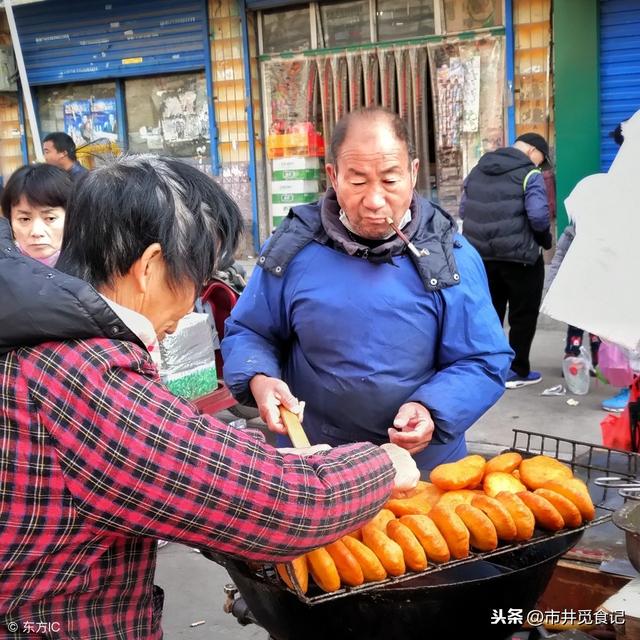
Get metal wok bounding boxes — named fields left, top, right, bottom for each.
left=207, top=529, right=583, bottom=640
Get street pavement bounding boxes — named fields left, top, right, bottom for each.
left=155, top=316, right=619, bottom=639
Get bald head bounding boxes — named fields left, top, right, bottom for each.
left=330, top=107, right=416, bottom=170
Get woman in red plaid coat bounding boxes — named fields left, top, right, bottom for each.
left=0, top=156, right=418, bottom=639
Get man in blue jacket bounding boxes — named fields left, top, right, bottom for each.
left=223, top=107, right=512, bottom=473
left=460, top=132, right=552, bottom=390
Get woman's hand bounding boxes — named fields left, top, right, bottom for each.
left=380, top=443, right=420, bottom=495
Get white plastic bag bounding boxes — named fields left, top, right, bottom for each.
left=562, top=346, right=591, bottom=396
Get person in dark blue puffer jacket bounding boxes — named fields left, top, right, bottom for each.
left=460, top=133, right=552, bottom=390
left=222, top=107, right=513, bottom=474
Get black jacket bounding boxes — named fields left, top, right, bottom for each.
left=462, top=147, right=544, bottom=265
left=0, top=217, right=141, bottom=355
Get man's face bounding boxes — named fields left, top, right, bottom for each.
left=326, top=120, right=418, bottom=240
left=43, top=141, right=67, bottom=168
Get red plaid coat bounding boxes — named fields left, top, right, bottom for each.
left=0, top=336, right=394, bottom=639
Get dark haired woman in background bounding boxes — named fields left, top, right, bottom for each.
left=1, top=163, right=72, bottom=266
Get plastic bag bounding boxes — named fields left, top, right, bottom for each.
left=159, top=312, right=218, bottom=400
left=598, top=340, right=634, bottom=388
left=562, top=346, right=591, bottom=395
left=600, top=376, right=640, bottom=452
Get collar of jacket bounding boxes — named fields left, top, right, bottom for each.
left=259, top=188, right=462, bottom=292
left=0, top=217, right=144, bottom=355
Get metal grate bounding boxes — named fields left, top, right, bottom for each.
left=263, top=429, right=640, bottom=605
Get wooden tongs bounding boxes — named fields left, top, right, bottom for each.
left=279, top=406, right=311, bottom=448
left=278, top=405, right=312, bottom=598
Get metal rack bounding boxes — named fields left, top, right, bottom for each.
left=265, top=429, right=640, bottom=606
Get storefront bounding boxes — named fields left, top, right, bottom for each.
left=3, top=0, right=261, bottom=254
left=12, top=0, right=214, bottom=169
left=4, top=0, right=559, bottom=247
left=247, top=0, right=517, bottom=229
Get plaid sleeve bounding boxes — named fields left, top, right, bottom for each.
left=23, top=338, right=394, bottom=562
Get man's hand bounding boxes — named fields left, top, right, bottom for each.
left=388, top=402, right=434, bottom=455
left=380, top=443, right=420, bottom=495
left=249, top=374, right=302, bottom=434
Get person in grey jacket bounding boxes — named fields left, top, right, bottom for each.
left=544, top=224, right=600, bottom=364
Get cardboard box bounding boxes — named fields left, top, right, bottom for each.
left=271, top=179, right=320, bottom=195
left=272, top=168, right=322, bottom=181
left=272, top=156, right=321, bottom=171
left=270, top=202, right=294, bottom=219
left=271, top=192, right=319, bottom=204
left=271, top=215, right=287, bottom=229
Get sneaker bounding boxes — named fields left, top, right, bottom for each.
left=601, top=388, right=630, bottom=413
left=505, top=370, right=542, bottom=389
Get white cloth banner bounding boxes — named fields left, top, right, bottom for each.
left=541, top=109, right=640, bottom=351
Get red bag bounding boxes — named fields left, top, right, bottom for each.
left=600, top=376, right=640, bottom=452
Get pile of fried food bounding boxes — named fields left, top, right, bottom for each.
left=275, top=452, right=595, bottom=594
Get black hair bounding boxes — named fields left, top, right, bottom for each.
left=43, top=132, right=78, bottom=161
left=610, top=123, right=625, bottom=147
left=56, top=155, right=244, bottom=291
left=329, top=107, right=416, bottom=167
left=1, top=163, right=72, bottom=220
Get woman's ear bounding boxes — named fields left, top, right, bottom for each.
left=131, top=243, right=163, bottom=294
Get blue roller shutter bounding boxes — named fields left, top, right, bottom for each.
left=599, top=0, right=640, bottom=171
left=14, top=0, right=208, bottom=85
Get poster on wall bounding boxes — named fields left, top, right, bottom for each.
left=263, top=59, right=314, bottom=134
left=91, top=98, right=118, bottom=139
left=63, top=100, right=91, bottom=145
left=159, top=87, right=209, bottom=144
left=428, top=36, right=505, bottom=213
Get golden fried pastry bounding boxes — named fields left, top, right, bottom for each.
left=276, top=555, right=309, bottom=593
left=483, top=471, right=527, bottom=497
left=368, top=508, right=397, bottom=531
left=484, top=452, right=523, bottom=476
left=342, top=535, right=387, bottom=582
left=399, top=514, right=451, bottom=563
left=430, top=455, right=486, bottom=491
left=455, top=503, right=498, bottom=551
left=542, top=478, right=595, bottom=521
left=534, top=488, right=582, bottom=528
left=517, top=491, right=565, bottom=531
left=428, top=504, right=471, bottom=559
left=385, top=482, right=443, bottom=516
left=436, top=489, right=480, bottom=509
left=307, top=548, right=341, bottom=592
left=495, top=491, right=536, bottom=541
left=326, top=539, right=364, bottom=587
left=361, top=523, right=406, bottom=576
left=386, top=519, right=428, bottom=571
left=471, top=494, right=518, bottom=541
left=518, top=455, right=573, bottom=490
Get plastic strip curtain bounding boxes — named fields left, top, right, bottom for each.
left=427, top=36, right=505, bottom=213
left=261, top=35, right=503, bottom=204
